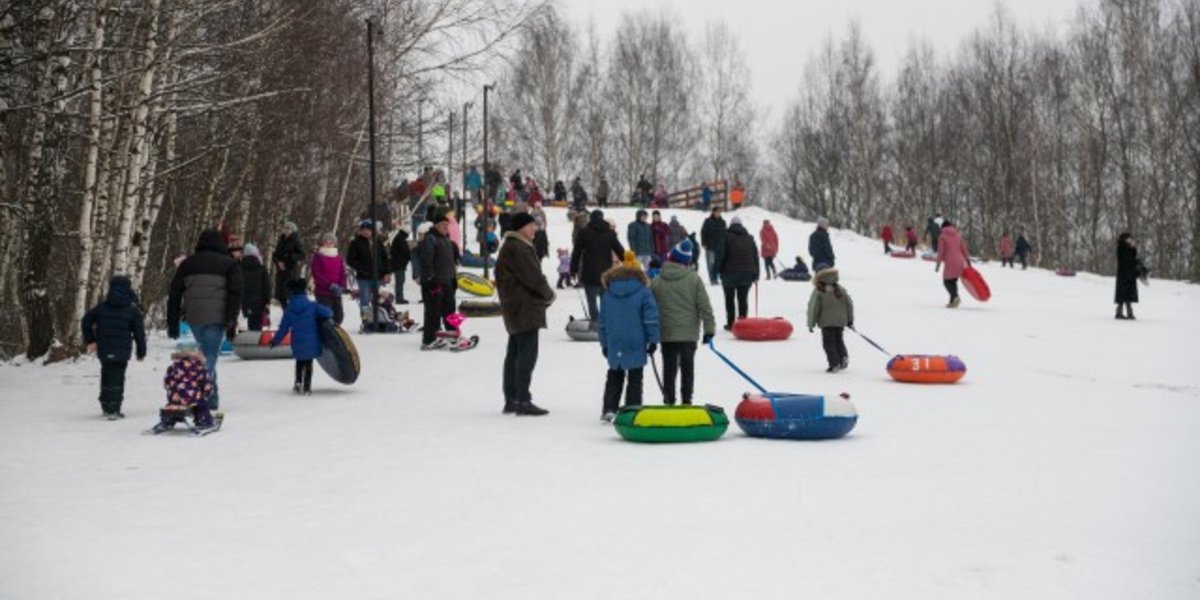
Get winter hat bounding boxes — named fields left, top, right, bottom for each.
left=359, top=219, right=375, bottom=230
left=817, top=216, right=830, bottom=228
left=320, top=233, right=337, bottom=246
left=510, top=212, right=536, bottom=231
left=243, top=243, right=261, bottom=259
left=417, top=222, right=433, bottom=236
left=432, top=212, right=449, bottom=225
left=669, top=239, right=694, bottom=264
left=636, top=209, right=648, bottom=220
left=286, top=278, right=308, bottom=294
left=283, top=220, right=298, bottom=234
left=590, top=209, right=605, bottom=221
left=731, top=216, right=743, bottom=227
left=622, top=250, right=640, bottom=268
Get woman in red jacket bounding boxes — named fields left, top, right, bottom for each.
left=760, top=220, right=780, bottom=279
left=880, top=223, right=894, bottom=254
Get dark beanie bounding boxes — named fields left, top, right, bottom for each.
left=287, top=278, right=308, bottom=294
left=510, top=212, right=536, bottom=231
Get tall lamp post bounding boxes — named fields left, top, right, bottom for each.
left=365, top=16, right=381, bottom=331
left=461, top=101, right=472, bottom=245
left=482, top=83, right=494, bottom=279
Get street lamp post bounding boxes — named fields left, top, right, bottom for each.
left=482, top=83, right=494, bottom=279
left=366, top=16, right=381, bottom=331
left=461, top=101, right=472, bottom=245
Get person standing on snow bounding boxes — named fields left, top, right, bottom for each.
left=808, top=217, right=835, bottom=269
left=926, top=213, right=943, bottom=252
left=1015, top=233, right=1032, bottom=269
left=389, top=228, right=412, bottom=304
left=598, top=253, right=661, bottom=422
left=668, top=215, right=688, bottom=248
left=700, top=206, right=727, bottom=286
left=239, top=243, right=271, bottom=331
left=650, top=239, right=715, bottom=406
left=880, top=223, right=894, bottom=254
left=905, top=226, right=919, bottom=254
left=596, top=175, right=610, bottom=208
left=419, top=213, right=459, bottom=349
left=1114, top=232, right=1141, bottom=320
left=650, top=210, right=672, bottom=262
left=82, top=275, right=147, bottom=419
left=496, top=212, right=556, bottom=416
left=311, top=233, right=348, bottom=326
left=168, top=229, right=243, bottom=411
left=934, top=220, right=971, bottom=308
left=760, top=219, right=779, bottom=280
left=465, top=165, right=483, bottom=203
left=345, top=219, right=392, bottom=311
left=999, top=232, right=1016, bottom=268
left=806, top=266, right=854, bottom=373
left=271, top=221, right=305, bottom=309
left=720, top=216, right=759, bottom=330
left=271, top=278, right=333, bottom=396
left=626, top=209, right=654, bottom=267
left=571, top=210, right=625, bottom=321
left=570, top=177, right=588, bottom=212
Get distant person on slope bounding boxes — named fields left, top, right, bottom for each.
left=571, top=210, right=625, bottom=321
left=271, top=221, right=305, bottom=309
left=808, top=217, right=835, bottom=269
left=760, top=219, right=779, bottom=279
left=904, top=226, right=919, bottom=254
left=880, top=223, right=894, bottom=254
left=1114, top=232, right=1141, bottom=320
left=999, top=232, right=1015, bottom=268
left=934, top=220, right=970, bottom=308
left=627, top=209, right=654, bottom=267
left=700, top=207, right=727, bottom=286
left=720, top=216, right=760, bottom=330
left=926, top=213, right=943, bottom=252
left=1015, top=233, right=1032, bottom=269
left=495, top=212, right=555, bottom=416
left=650, top=210, right=672, bottom=262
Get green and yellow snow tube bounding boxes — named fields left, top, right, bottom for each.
left=457, top=272, right=495, bottom=297
left=613, top=405, right=729, bottom=443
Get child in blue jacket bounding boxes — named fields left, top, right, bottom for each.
left=271, top=278, right=333, bottom=395
left=82, top=275, right=147, bottom=419
left=598, top=253, right=661, bottom=422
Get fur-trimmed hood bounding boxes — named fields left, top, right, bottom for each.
left=601, top=264, right=650, bottom=296
left=813, top=267, right=839, bottom=287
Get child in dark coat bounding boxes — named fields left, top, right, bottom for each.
left=597, top=258, right=661, bottom=422
left=82, top=275, right=147, bottom=419
left=271, top=278, right=334, bottom=395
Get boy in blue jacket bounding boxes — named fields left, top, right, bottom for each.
left=82, top=275, right=147, bottom=419
left=271, top=278, right=333, bottom=395
left=598, top=252, right=661, bottom=422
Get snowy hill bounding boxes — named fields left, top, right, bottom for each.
left=2, top=205, right=1198, bottom=599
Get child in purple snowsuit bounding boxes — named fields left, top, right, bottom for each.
left=556, top=248, right=573, bottom=289
left=163, top=351, right=216, bottom=428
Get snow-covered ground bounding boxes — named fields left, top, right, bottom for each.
left=2, top=206, right=1198, bottom=599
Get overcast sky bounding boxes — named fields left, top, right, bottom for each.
left=555, top=0, right=1083, bottom=121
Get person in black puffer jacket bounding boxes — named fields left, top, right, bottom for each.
left=168, top=229, right=243, bottom=411
left=82, top=275, right=147, bottom=418
left=345, top=219, right=392, bottom=311
left=390, top=228, right=412, bottom=304
left=271, top=221, right=306, bottom=309
left=719, top=216, right=760, bottom=329
left=418, top=213, right=459, bottom=347
left=570, top=209, right=625, bottom=321
left=239, top=243, right=272, bottom=331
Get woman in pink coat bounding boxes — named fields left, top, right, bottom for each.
left=311, top=234, right=348, bottom=324
left=760, top=220, right=780, bottom=279
left=935, top=221, right=971, bottom=308
left=998, top=232, right=1015, bottom=268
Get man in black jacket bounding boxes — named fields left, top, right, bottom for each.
left=419, top=213, right=459, bottom=348
left=346, top=219, right=392, bottom=311
left=496, top=212, right=555, bottom=416
left=271, top=221, right=305, bottom=309
left=82, top=275, right=147, bottom=418
left=570, top=209, right=625, bottom=321
left=700, top=207, right=727, bottom=286
left=168, top=229, right=243, bottom=410
left=390, top=229, right=412, bottom=304
left=238, top=243, right=271, bottom=331
left=720, top=216, right=760, bottom=329
left=808, top=217, right=835, bottom=269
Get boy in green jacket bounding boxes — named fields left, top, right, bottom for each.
left=806, top=267, right=854, bottom=373
left=650, top=240, right=716, bottom=405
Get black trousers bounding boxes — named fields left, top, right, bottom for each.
left=723, top=284, right=750, bottom=326
left=294, top=359, right=313, bottom=391
left=99, top=360, right=128, bottom=414
left=316, top=295, right=344, bottom=326
left=661, top=342, right=696, bottom=405
left=603, top=368, right=644, bottom=415
left=764, top=257, right=777, bottom=279
left=1017, top=253, right=1028, bottom=269
left=943, top=278, right=959, bottom=300
left=245, top=306, right=266, bottom=331
left=421, top=282, right=457, bottom=344
left=883, top=240, right=891, bottom=254
left=584, top=284, right=603, bottom=321
left=820, top=327, right=848, bottom=369
left=906, top=241, right=917, bottom=253
left=275, top=272, right=291, bottom=309
left=503, top=330, right=540, bottom=406
left=1001, top=257, right=1014, bottom=267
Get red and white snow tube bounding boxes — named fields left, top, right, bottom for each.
left=233, top=330, right=293, bottom=360
left=960, top=266, right=991, bottom=302
left=731, top=317, right=793, bottom=341
left=890, top=250, right=915, bottom=259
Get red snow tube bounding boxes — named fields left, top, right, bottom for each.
left=890, top=250, right=915, bottom=258
left=1055, top=267, right=1077, bottom=277
left=731, top=317, right=793, bottom=341
left=886, top=354, right=967, bottom=384
left=960, top=266, right=991, bottom=302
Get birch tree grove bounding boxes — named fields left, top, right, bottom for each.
left=0, top=0, right=542, bottom=360
left=771, top=0, right=1200, bottom=281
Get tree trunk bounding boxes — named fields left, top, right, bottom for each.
left=113, top=0, right=161, bottom=275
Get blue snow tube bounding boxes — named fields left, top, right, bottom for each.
left=734, top=393, right=858, bottom=440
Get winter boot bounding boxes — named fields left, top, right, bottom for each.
left=601, top=412, right=616, bottom=423
left=1115, top=305, right=1127, bottom=319
left=514, top=401, right=549, bottom=416
left=950, top=296, right=961, bottom=308
left=1125, top=304, right=1135, bottom=320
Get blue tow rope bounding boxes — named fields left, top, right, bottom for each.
left=848, top=326, right=892, bottom=357
left=706, top=339, right=769, bottom=395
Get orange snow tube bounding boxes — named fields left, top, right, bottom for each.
left=731, top=317, right=794, bottom=341
left=886, top=354, right=967, bottom=384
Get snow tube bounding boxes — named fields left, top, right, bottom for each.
left=886, top=354, right=966, bottom=384
left=920, top=251, right=937, bottom=262
left=565, top=316, right=598, bottom=341
left=458, top=299, right=502, bottom=318
left=614, top=405, right=729, bottom=443
left=778, top=269, right=812, bottom=282
left=460, top=250, right=495, bottom=269
left=457, top=272, right=495, bottom=297
left=890, top=250, right=916, bottom=259
left=1055, top=267, right=1077, bottom=277
left=232, top=331, right=293, bottom=360
left=731, top=317, right=793, bottom=341
left=735, top=393, right=858, bottom=440
left=961, top=266, right=991, bottom=302
left=317, top=321, right=360, bottom=385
